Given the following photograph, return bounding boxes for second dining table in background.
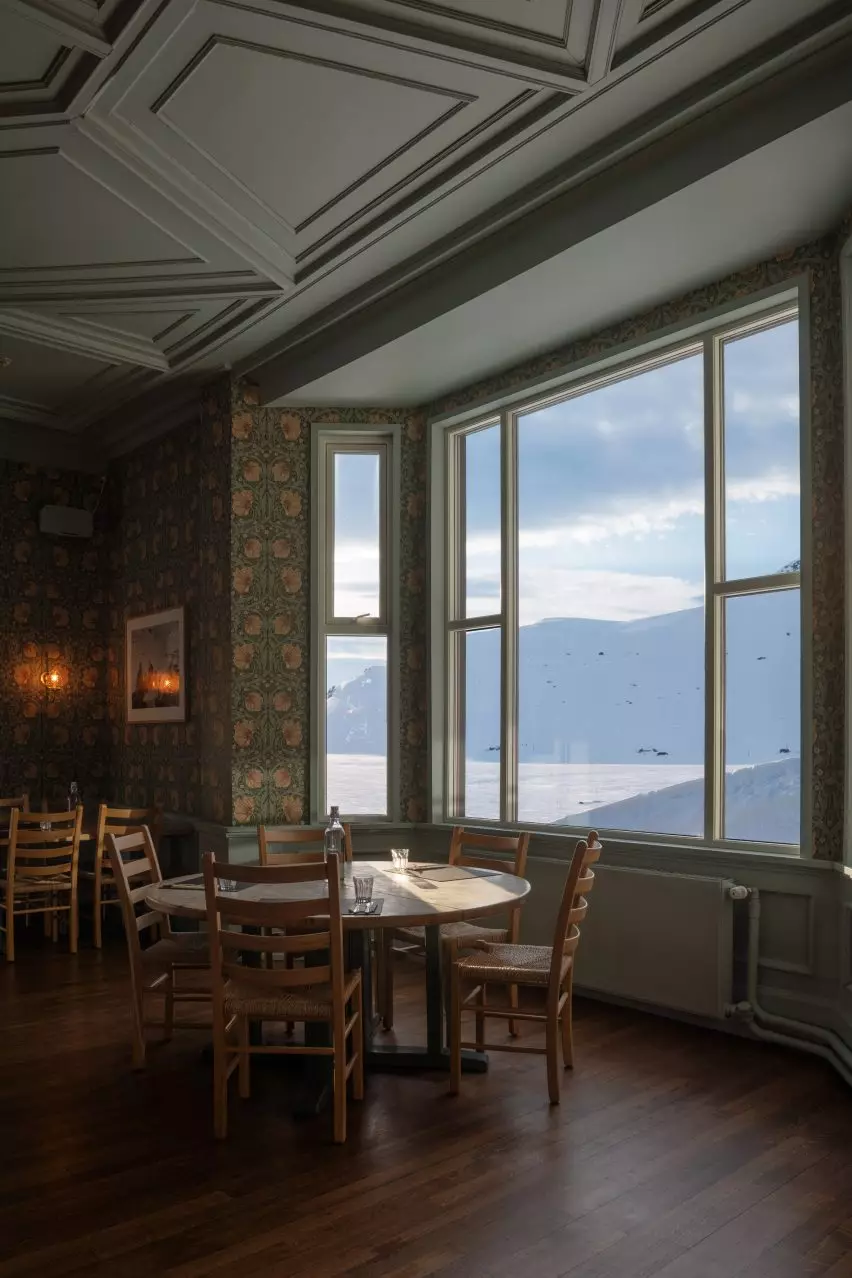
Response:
[146,856,531,1087]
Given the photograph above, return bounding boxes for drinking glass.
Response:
[391,848,409,872]
[353,875,374,910]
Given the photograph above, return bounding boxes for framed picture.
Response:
[126,607,186,723]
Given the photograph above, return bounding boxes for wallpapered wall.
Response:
[227,382,428,827]
[107,401,232,823]
[426,232,845,859]
[0,461,111,806]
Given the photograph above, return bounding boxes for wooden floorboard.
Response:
[3,936,852,1277]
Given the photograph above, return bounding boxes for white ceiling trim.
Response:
[0,0,110,56]
[0,307,171,370]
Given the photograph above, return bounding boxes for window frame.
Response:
[430,283,811,857]
[311,425,400,824]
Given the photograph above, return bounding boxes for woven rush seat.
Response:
[395,920,508,946]
[224,969,361,1021]
[2,875,72,894]
[457,942,570,988]
[141,933,209,968]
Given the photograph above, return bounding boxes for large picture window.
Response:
[313,432,395,820]
[438,300,804,849]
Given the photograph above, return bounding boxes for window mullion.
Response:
[704,334,725,843]
[501,410,518,825]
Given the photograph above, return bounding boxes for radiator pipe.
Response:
[733,886,852,1090]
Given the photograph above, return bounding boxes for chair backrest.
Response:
[449,827,530,878]
[0,794,29,815]
[548,831,602,993]
[258,823,353,866]
[7,807,83,884]
[106,828,169,973]
[97,804,162,864]
[202,852,346,1022]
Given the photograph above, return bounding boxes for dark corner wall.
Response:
[0,461,112,806]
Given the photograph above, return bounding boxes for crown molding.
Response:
[0,0,112,56]
[0,308,170,371]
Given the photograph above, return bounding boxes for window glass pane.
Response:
[464,425,501,618]
[516,354,705,833]
[333,452,381,618]
[724,591,800,843]
[723,320,800,581]
[461,627,501,820]
[326,635,387,814]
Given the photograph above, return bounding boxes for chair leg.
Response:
[380,932,394,1031]
[238,1017,251,1100]
[213,1043,229,1140]
[93,867,102,949]
[284,950,295,1037]
[51,901,58,944]
[561,971,574,1069]
[508,984,520,1038]
[131,994,147,1070]
[546,997,560,1105]
[69,892,78,955]
[4,908,14,963]
[449,964,461,1097]
[163,975,174,1042]
[333,1015,347,1144]
[475,984,486,1051]
[351,981,365,1102]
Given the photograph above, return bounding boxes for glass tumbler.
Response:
[353,875,374,910]
[391,848,409,872]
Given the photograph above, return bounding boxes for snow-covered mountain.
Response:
[325,592,800,839]
[560,756,800,843]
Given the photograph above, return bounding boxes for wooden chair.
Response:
[0,794,29,820]
[202,851,363,1142]
[1,807,82,962]
[449,832,601,1105]
[380,827,530,1034]
[107,828,209,1069]
[258,823,353,865]
[81,804,162,948]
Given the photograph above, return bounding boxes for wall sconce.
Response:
[40,667,68,691]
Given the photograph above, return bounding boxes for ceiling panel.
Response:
[88,0,560,282]
[159,37,463,233]
[0,11,66,85]
[0,332,115,423]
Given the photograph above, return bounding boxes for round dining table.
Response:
[146,857,531,1095]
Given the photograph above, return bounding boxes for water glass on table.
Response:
[390,848,409,872]
[352,874,374,913]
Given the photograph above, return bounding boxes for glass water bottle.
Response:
[324,806,345,880]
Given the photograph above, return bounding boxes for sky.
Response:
[326,318,800,687]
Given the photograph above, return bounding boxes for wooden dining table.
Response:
[146,857,531,1098]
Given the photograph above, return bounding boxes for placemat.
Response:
[419,866,499,883]
[346,898,384,916]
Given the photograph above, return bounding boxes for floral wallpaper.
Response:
[0,460,112,807]
[106,398,231,823]
[427,233,845,859]
[227,383,428,826]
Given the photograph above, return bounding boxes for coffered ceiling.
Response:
[0,0,851,462]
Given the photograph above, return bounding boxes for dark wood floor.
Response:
[4,936,852,1278]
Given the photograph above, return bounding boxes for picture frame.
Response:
[125,607,186,723]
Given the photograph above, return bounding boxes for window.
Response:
[438,300,804,849]
[314,432,396,820]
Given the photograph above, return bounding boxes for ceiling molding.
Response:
[0,307,170,370]
[243,23,852,400]
[0,0,111,56]
[0,0,848,448]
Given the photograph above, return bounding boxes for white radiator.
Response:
[573,866,736,1021]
